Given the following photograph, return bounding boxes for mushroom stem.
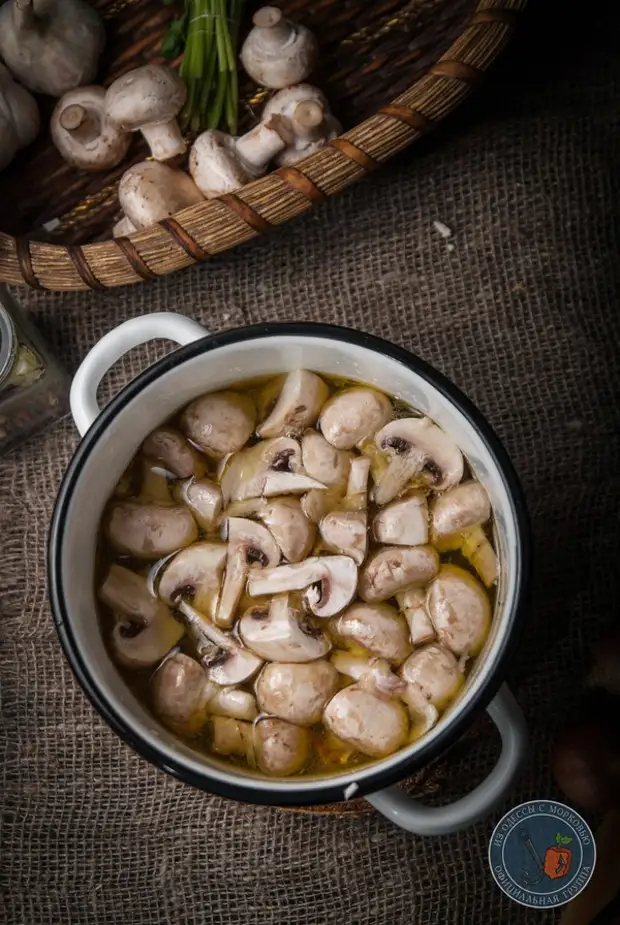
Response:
[292,101,325,142]
[251,5,290,43]
[234,116,293,172]
[58,104,100,142]
[13,0,35,31]
[113,214,137,238]
[140,119,186,163]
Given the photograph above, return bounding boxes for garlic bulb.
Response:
[0,62,40,172]
[0,0,106,97]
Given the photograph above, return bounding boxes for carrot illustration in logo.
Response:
[543,833,573,879]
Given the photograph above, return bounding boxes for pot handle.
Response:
[70,312,209,436]
[365,684,527,835]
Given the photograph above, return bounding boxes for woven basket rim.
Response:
[0,0,527,292]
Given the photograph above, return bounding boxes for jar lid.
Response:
[0,304,16,387]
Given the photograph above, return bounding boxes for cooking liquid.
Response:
[95,374,497,776]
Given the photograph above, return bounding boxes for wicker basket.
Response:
[0,0,526,292]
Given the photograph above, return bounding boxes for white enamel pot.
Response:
[49,313,531,835]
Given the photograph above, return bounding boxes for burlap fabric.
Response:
[2,1,619,922]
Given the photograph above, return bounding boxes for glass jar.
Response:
[0,287,70,455]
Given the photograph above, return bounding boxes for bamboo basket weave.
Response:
[0,0,527,292]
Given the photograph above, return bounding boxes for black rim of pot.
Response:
[48,322,531,807]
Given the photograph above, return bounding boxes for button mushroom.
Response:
[262,85,341,167]
[426,565,491,657]
[105,64,187,162]
[152,652,212,733]
[254,718,310,776]
[319,387,393,450]
[323,658,409,758]
[372,417,464,505]
[225,497,315,563]
[431,481,498,585]
[51,86,131,171]
[400,644,463,710]
[142,426,205,479]
[359,545,439,603]
[329,602,412,664]
[301,429,351,488]
[208,687,258,722]
[240,6,319,89]
[318,457,370,565]
[373,493,429,547]
[118,161,205,231]
[247,555,358,618]
[98,565,184,668]
[105,501,198,560]
[257,371,329,439]
[174,478,222,533]
[396,587,436,645]
[189,116,293,198]
[239,594,331,662]
[217,517,280,628]
[0,63,39,172]
[181,390,256,460]
[158,542,227,620]
[177,600,263,685]
[220,437,326,504]
[256,660,338,726]
[211,716,256,764]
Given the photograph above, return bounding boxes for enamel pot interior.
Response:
[50,324,529,806]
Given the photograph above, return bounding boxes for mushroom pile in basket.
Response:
[97,370,499,777]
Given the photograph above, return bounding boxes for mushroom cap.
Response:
[105,65,186,132]
[181,390,256,459]
[174,477,222,532]
[98,563,166,623]
[239,595,331,662]
[247,555,358,618]
[359,545,439,603]
[258,497,316,563]
[374,417,464,494]
[319,387,393,450]
[329,602,412,663]
[256,659,339,726]
[158,541,227,619]
[119,161,204,231]
[51,86,130,171]
[301,430,351,487]
[401,644,463,709]
[255,718,310,776]
[189,129,254,197]
[142,426,205,479]
[426,565,491,657]
[256,371,329,438]
[208,687,258,722]
[431,481,491,547]
[152,652,211,733]
[323,687,409,758]
[319,510,368,565]
[105,501,198,559]
[373,493,429,547]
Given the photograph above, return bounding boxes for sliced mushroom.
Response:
[318,456,369,564]
[225,497,315,563]
[139,459,173,503]
[459,526,499,587]
[329,602,412,664]
[177,600,263,685]
[330,652,405,697]
[256,370,329,438]
[181,390,256,459]
[217,517,280,628]
[426,565,491,657]
[396,587,436,645]
[401,644,463,710]
[210,716,255,764]
[301,486,344,524]
[301,430,351,488]
[256,659,339,726]
[208,688,258,721]
[323,680,409,758]
[174,478,222,532]
[343,457,371,512]
[220,437,326,504]
[152,652,212,733]
[373,493,429,546]
[158,542,227,620]
[142,426,205,479]
[105,501,198,560]
[372,417,464,505]
[239,594,330,662]
[247,555,357,618]
[254,718,310,776]
[318,387,393,450]
[359,545,439,603]
[400,683,440,740]
[98,565,184,668]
